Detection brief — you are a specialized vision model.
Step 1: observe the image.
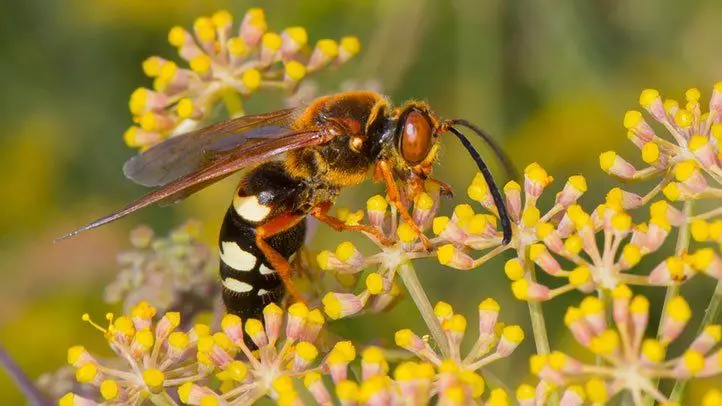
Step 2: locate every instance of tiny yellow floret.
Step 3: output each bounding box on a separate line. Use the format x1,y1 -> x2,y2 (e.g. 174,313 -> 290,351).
666,296 -> 691,322
367,195 -> 387,212
316,39 -> 339,57
75,363 -> 98,383
675,109 -> 694,128
511,279 -> 530,300
502,325 -> 524,343
397,223 -> 418,243
568,266 -> 591,287
142,368 -> 165,390
639,88 -> 660,108
599,151 -> 617,172
504,258 -> 524,281
691,219 -> 710,242
516,384 -> 535,400
443,314 -> 467,333
340,36 -> 361,55
437,244 -> 456,265
262,32 -> 282,50
241,68 -> 261,91
190,55 -> 212,74
528,243 -> 547,261
432,216 -> 450,235
642,142 -> 660,163
585,378 -> 608,403
316,250 -> 331,270
521,207 -> 540,227
176,98 -> 195,119
168,26 -> 187,47
335,241 -> 357,262
194,17 -> 216,42
630,295 -> 650,315
227,37 -> 247,56
479,298 -> 500,311
689,134 -> 708,152
488,388 -> 509,406
284,60 -> 306,81
662,182 -> 681,201
641,339 -> 666,363
434,301 -> 453,318
564,235 -> 583,254
365,273 -> 384,295
674,161 -> 698,182
394,329 -> 415,347
612,284 -> 632,299
622,244 -> 642,266
683,350 -> 705,375
623,110 -> 643,129
100,379 -> 119,400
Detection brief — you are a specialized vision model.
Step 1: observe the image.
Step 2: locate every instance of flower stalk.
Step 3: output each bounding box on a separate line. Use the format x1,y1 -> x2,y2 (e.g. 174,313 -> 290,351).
524,257 -> 551,357
397,261 -> 450,357
669,277 -> 722,402
655,200 -> 693,343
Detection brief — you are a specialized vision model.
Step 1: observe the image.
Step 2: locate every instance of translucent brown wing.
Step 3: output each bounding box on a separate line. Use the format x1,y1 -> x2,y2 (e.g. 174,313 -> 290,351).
124,108 -> 299,187
57,126 -> 334,241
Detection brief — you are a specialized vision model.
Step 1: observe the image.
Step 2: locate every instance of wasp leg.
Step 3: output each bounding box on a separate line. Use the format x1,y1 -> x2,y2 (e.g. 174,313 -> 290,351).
310,201 -> 395,246
376,160 -> 433,250
256,213 -> 307,304
426,177 -> 454,198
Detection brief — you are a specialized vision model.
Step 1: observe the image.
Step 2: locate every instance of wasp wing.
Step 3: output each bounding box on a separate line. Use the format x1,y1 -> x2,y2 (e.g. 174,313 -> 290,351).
124,108 -> 299,187
57,126 -> 332,241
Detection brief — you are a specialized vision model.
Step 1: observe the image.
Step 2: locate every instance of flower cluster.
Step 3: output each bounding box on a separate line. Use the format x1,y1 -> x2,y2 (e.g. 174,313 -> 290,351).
601,85 -> 722,210
60,301 -> 204,405
395,299 -> 524,404
531,289 -> 722,404
317,182 -> 444,319
59,298 -> 533,405
59,301 -> 345,405
433,164 -> 592,300
177,302 -> 331,405
316,162 -> 591,316
105,220 -> 217,315
509,194 -> 722,301
124,8 -> 360,149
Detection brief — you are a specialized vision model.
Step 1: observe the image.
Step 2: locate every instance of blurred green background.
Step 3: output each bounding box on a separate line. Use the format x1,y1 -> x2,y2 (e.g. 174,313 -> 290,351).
2,0 -> 722,403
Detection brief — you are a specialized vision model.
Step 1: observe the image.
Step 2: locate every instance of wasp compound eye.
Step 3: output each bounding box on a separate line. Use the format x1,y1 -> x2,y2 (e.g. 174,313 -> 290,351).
400,110 -> 433,165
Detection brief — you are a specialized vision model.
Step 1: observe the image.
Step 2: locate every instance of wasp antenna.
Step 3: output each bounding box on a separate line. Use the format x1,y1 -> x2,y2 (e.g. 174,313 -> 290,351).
446,119 -> 518,181
54,207 -> 135,243
446,125 -> 513,245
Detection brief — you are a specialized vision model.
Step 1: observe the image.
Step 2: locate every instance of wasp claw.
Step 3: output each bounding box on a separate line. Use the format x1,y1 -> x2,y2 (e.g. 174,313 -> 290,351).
419,234 -> 434,252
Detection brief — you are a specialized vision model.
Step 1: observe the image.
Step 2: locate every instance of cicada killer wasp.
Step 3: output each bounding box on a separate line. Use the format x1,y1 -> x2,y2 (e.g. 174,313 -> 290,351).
59,91 -> 515,322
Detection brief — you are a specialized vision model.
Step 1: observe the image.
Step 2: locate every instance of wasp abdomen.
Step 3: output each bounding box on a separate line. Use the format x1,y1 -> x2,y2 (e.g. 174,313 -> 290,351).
219,162 -> 307,320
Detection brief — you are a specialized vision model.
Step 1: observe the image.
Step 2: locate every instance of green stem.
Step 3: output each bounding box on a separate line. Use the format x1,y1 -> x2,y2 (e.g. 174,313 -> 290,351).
656,200 -> 693,340
646,200 -> 693,405
524,258 -> 558,405
149,391 -> 178,406
596,288 -> 612,366
397,261 -> 450,357
525,260 -> 551,355
221,88 -> 245,118
668,279 -> 722,402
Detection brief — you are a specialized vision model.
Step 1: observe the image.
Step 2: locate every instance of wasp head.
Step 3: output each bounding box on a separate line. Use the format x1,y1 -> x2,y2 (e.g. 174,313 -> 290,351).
390,103 -> 443,199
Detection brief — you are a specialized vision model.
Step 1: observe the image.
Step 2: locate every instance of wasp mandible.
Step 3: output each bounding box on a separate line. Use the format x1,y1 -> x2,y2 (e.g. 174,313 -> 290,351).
59,91 -> 514,321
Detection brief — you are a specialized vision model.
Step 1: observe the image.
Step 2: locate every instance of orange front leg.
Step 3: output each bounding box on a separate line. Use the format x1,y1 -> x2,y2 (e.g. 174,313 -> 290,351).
311,202 -> 395,246
256,213 -> 307,304
376,160 -> 432,250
